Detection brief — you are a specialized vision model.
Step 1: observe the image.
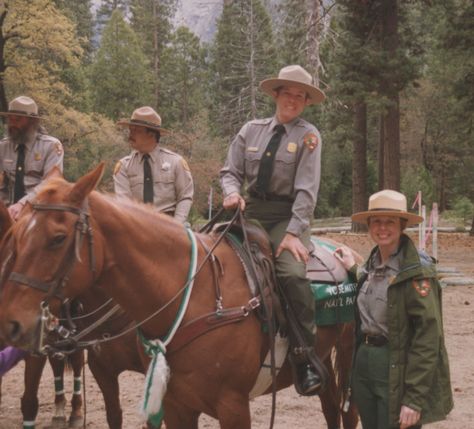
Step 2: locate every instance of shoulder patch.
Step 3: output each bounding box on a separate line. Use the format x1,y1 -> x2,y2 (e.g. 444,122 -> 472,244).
181,158 -> 190,171
113,161 -> 122,176
303,132 -> 319,151
412,279 -> 431,297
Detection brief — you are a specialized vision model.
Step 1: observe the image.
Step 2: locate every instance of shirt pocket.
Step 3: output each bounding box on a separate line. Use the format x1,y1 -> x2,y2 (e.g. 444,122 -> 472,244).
244,150 -> 262,179
272,149 -> 297,190
154,170 -> 176,200
128,174 -> 144,199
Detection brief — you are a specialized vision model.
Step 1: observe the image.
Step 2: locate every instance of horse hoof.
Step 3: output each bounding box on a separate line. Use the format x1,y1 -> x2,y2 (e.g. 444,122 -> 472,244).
68,415 -> 84,428
44,416 -> 67,429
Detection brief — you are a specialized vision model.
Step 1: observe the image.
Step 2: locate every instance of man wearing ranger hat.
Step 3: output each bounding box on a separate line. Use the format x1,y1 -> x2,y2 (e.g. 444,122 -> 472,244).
220,65 -> 326,395
0,96 -> 64,220
114,106 -> 193,223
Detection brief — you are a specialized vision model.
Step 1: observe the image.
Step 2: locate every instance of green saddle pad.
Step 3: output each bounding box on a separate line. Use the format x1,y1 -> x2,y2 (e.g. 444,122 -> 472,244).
310,237 -> 356,326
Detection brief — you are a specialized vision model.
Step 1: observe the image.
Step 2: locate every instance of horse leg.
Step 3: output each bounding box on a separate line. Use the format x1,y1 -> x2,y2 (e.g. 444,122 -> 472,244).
88,351 -> 123,429
49,356 -> 68,429
67,350 -> 84,428
215,391 -> 251,429
338,325 -> 358,429
318,356 -> 341,429
162,396 -> 200,429
21,354 -> 47,429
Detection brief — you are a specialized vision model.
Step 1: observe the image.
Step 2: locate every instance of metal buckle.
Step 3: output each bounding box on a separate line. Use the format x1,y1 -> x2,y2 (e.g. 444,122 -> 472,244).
248,297 -> 260,310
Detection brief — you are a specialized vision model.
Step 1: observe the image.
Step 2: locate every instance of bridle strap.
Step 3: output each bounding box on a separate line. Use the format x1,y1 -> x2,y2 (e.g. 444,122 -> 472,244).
9,272 -> 62,298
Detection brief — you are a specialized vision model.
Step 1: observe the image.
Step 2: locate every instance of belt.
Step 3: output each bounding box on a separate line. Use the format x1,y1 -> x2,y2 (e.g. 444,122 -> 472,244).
363,334 -> 388,347
248,191 -> 294,203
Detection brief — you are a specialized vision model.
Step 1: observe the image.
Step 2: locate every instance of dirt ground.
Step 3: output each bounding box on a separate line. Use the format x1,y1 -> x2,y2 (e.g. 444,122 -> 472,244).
0,232 -> 472,428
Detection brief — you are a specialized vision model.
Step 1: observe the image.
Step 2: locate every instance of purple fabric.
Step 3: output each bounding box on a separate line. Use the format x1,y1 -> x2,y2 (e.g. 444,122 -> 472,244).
0,346 -> 27,376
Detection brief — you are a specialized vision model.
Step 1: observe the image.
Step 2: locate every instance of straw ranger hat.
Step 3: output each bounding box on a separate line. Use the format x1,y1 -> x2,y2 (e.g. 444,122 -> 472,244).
117,106 -> 169,135
351,190 -> 423,226
0,96 -> 41,118
259,65 -> 326,105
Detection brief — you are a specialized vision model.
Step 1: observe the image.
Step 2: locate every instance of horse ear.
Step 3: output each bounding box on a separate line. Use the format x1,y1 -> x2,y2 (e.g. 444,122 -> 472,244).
45,166 -> 63,180
67,162 -> 105,206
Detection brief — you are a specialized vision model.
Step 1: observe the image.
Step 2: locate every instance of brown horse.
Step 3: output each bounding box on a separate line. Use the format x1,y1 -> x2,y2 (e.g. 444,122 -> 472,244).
0,199 -> 146,429
0,164 -> 357,429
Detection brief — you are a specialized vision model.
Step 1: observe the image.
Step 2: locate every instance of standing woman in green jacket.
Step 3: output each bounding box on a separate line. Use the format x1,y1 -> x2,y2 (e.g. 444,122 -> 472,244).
335,190 -> 453,429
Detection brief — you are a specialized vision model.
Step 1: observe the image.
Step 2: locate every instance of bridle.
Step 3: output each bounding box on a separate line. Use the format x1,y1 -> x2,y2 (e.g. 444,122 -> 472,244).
8,201 -> 96,354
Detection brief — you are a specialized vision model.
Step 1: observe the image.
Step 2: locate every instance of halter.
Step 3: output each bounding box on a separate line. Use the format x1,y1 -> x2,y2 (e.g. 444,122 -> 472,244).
8,201 -> 96,354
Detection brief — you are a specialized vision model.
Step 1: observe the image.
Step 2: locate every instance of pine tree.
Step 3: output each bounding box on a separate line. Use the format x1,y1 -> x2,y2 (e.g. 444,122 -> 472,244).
130,0 -> 176,109
160,26 -> 208,129
89,9 -> 152,120
211,0 -> 277,137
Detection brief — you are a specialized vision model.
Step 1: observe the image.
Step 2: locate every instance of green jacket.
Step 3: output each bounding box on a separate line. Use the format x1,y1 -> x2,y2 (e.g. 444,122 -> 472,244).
354,234 -> 453,427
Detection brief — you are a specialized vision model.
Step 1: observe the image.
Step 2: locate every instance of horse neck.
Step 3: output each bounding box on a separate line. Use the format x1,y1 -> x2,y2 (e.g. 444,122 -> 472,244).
89,194 -> 193,337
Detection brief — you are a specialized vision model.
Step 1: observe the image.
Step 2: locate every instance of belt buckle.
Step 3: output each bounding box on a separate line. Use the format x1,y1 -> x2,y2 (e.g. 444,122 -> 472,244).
365,335 -> 369,345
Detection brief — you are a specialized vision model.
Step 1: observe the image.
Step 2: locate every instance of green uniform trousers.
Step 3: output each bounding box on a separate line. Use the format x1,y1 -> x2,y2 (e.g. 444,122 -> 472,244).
353,343 -> 422,429
245,198 -> 315,346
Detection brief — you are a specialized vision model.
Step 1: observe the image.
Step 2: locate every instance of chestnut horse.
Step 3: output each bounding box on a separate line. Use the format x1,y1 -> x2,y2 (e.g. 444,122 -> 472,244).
0,200 -> 146,429
0,164 -> 357,429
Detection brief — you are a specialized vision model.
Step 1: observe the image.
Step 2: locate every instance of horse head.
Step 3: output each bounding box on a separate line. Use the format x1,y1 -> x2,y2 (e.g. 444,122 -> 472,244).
0,163 -> 105,352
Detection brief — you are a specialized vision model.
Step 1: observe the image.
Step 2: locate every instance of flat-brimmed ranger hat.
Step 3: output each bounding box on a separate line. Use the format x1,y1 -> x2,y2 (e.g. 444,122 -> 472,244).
116,106 -> 169,135
351,190 -> 424,226
259,65 -> 326,105
0,96 -> 41,118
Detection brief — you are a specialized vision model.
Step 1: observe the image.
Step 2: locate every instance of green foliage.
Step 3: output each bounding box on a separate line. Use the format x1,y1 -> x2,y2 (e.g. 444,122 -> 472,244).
3,0 -> 83,108
451,197 -> 474,223
400,166 -> 435,209
160,27 -> 208,128
89,9 -> 153,120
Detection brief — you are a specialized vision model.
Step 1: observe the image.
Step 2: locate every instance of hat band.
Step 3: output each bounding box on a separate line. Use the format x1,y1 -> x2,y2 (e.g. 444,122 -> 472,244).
8,109 -> 39,117
130,119 -> 161,128
371,208 -> 404,212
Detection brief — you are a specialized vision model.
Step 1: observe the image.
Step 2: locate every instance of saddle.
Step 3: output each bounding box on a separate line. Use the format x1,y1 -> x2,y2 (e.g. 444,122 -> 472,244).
307,239 -> 348,284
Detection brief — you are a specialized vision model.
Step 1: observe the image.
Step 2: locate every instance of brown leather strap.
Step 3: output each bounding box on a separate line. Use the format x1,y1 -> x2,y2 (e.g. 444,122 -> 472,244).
167,297 -> 261,354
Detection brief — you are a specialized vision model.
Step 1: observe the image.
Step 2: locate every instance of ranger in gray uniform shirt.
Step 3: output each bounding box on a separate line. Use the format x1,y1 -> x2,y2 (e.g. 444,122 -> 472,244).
114,106 -> 193,223
220,65 -> 325,395
0,96 -> 64,220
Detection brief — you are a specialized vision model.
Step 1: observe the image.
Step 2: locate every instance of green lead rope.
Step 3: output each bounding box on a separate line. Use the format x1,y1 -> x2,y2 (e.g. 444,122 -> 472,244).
138,227 -> 198,428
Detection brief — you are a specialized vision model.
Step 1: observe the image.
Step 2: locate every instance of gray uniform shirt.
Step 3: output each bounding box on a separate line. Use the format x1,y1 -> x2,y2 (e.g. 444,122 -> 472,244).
0,132 -> 64,205
113,145 -> 193,223
220,116 -> 322,237
358,249 -> 402,337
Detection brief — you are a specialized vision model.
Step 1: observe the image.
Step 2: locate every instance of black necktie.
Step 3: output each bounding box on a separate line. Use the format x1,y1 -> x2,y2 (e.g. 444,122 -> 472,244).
13,144 -> 26,203
255,124 -> 286,194
143,154 -> 154,204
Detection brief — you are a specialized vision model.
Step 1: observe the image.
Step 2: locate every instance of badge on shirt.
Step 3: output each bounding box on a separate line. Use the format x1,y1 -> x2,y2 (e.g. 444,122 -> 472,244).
412,279 -> 431,297
54,142 -> 63,156
113,161 -> 122,176
162,161 -> 171,171
181,159 -> 191,171
287,142 -> 297,153
34,152 -> 42,161
303,132 -> 319,151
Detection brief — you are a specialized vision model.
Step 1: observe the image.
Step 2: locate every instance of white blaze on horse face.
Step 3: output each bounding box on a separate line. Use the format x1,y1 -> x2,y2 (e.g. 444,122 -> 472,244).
26,217 -> 37,234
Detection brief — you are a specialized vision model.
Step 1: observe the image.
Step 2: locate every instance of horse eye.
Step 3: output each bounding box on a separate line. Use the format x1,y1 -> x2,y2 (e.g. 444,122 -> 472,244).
49,234 -> 67,249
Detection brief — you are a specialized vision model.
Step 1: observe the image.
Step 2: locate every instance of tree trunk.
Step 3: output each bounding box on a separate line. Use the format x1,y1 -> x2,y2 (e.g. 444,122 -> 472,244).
0,8 -> 9,119
470,214 -> 474,236
378,0 -> 400,191
352,100 -> 368,233
152,0 -> 160,109
306,0 -> 321,86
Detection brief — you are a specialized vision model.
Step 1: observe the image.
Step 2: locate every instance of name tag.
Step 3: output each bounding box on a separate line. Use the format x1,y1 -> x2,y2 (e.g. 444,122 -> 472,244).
247,147 -> 258,152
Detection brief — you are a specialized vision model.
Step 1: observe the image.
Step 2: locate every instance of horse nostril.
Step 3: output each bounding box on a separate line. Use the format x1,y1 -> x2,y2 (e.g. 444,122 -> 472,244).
8,320 -> 22,342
